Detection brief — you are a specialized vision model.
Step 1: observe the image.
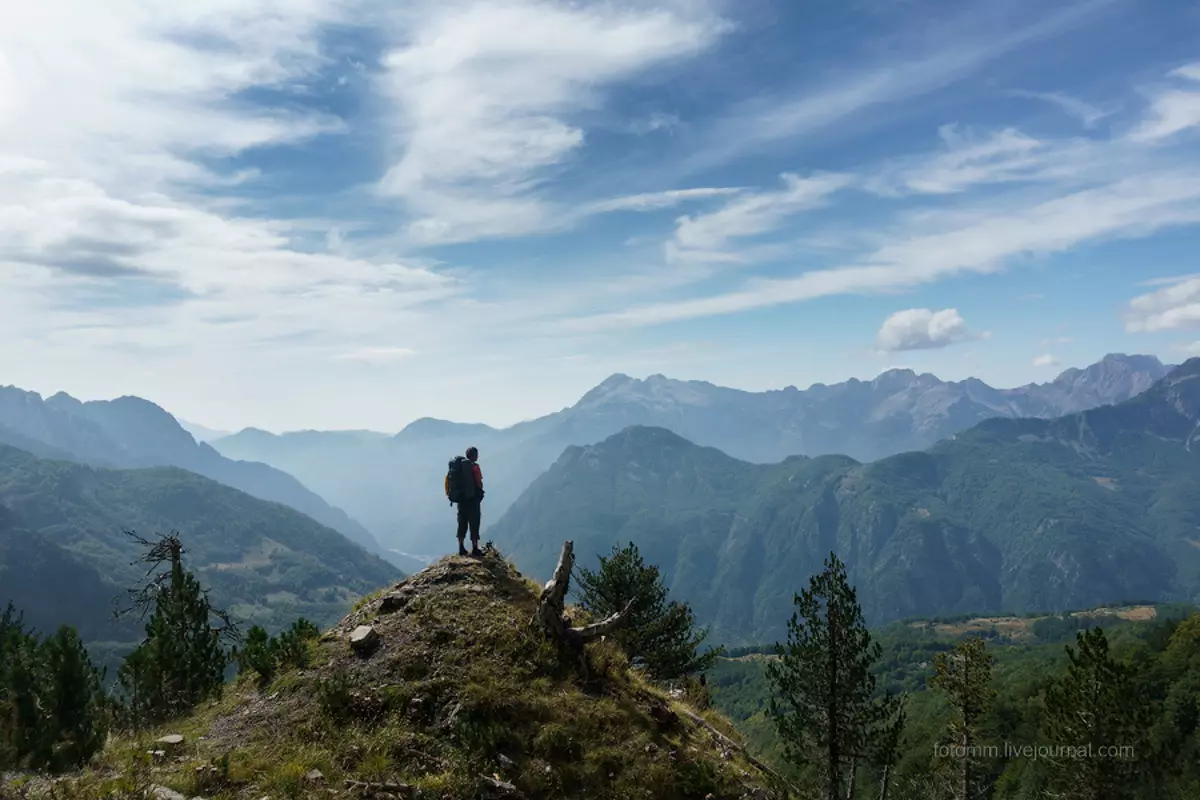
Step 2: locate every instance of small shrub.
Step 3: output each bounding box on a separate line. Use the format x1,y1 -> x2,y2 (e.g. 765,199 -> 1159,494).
317,669 -> 354,722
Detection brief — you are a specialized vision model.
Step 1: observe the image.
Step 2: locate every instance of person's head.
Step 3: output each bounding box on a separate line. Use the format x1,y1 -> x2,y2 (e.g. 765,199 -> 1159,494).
466,446 -> 479,462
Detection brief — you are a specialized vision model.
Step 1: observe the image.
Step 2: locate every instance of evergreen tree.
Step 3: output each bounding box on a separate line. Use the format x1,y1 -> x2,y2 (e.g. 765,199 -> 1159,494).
234,618 -> 320,684
38,625 -> 108,770
577,542 -> 722,681
1,607 -> 108,771
766,552 -> 900,800
1041,627 -> 1150,800
874,692 -> 908,800
932,636 -> 996,800
116,531 -> 235,725
0,603 -> 39,768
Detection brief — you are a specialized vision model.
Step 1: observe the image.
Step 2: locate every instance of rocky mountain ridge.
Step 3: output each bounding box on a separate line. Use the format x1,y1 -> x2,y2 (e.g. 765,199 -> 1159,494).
213,354 -> 1172,553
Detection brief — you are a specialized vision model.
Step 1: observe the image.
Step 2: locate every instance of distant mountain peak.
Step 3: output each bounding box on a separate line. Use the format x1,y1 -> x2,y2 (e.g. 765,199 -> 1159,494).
45,391 -> 82,409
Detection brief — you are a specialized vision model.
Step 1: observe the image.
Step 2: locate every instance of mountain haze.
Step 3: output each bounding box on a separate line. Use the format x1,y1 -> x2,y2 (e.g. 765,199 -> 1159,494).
492,359 -> 1200,645
213,354 -> 1171,553
0,443 -> 401,649
0,386 -> 386,558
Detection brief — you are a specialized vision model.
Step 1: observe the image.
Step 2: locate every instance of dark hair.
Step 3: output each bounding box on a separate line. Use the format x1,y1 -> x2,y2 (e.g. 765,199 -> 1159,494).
466,446 -> 479,460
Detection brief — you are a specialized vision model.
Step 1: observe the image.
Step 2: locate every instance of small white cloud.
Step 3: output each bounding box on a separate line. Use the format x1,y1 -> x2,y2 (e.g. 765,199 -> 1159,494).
1129,63 -> 1200,142
1038,336 -> 1073,347
1125,276 -> 1200,333
1174,341 -> 1200,357
335,346 -> 417,362
876,308 -> 977,352
623,112 -> 680,135
670,171 -> 852,261
1171,63 -> 1200,82
1005,89 -> 1111,128
1138,272 -> 1200,288
586,187 -> 740,215
1033,353 -> 1060,367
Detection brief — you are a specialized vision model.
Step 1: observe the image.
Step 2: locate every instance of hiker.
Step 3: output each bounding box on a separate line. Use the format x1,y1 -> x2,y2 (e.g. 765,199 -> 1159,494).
445,446 -> 484,557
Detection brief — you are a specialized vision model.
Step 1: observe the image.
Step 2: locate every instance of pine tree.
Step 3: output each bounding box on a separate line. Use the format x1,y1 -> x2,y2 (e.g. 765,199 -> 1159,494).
116,531 -> 235,725
874,693 -> 908,800
1,608 -> 107,771
577,542 -> 722,682
932,636 -> 996,800
0,603 -> 39,768
39,625 -> 108,770
766,552 -> 900,800
1041,627 -> 1150,800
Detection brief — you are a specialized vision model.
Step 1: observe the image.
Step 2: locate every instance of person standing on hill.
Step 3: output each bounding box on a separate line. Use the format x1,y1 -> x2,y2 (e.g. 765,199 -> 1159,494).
445,446 -> 484,557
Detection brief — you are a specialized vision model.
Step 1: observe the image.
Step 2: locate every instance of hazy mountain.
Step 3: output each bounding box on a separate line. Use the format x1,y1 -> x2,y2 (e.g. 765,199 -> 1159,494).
0,386 -> 386,558
0,444 -> 401,648
492,359 -> 1200,645
178,418 -> 233,443
212,354 -> 1172,554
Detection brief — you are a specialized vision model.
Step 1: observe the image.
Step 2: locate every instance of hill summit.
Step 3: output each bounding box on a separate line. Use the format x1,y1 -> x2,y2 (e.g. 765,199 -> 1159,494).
56,548 -> 780,800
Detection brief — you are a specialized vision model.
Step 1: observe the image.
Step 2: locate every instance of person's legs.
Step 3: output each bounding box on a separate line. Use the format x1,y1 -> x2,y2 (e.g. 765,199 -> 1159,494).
455,505 -> 469,556
468,503 -> 482,555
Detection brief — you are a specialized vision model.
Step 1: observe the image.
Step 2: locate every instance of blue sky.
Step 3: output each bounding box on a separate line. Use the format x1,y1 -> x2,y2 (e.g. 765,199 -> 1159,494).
3,0 -> 1200,432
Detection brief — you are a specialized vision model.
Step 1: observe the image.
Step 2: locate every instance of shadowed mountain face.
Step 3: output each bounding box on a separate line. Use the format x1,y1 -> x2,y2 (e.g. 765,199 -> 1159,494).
212,354 -> 1172,554
491,359 -> 1200,646
0,387 -> 383,557
0,444 -> 401,648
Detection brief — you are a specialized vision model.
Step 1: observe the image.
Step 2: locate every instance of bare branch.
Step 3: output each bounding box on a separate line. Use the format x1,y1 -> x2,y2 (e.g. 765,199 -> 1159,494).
569,601 -> 633,643
533,541 -> 632,646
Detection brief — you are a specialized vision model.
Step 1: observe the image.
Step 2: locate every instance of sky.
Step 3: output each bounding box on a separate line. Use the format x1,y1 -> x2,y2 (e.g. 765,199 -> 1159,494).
3,0 -> 1200,433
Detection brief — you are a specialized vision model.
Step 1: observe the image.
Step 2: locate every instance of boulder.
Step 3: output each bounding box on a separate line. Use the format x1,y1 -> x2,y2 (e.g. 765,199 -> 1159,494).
349,625 -> 380,655
156,733 -> 185,751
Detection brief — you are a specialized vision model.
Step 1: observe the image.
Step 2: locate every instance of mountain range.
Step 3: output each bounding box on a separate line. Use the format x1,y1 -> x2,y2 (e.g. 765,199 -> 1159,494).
491,358 -> 1200,646
0,386 -> 389,560
212,354 -> 1172,553
0,443 -> 400,654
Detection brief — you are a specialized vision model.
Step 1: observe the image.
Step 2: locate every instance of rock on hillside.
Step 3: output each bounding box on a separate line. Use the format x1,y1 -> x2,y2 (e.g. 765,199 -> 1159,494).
58,548 -> 782,800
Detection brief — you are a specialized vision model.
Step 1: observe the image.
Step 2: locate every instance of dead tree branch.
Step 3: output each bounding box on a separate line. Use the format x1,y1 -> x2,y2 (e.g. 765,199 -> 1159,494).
532,540 -> 631,647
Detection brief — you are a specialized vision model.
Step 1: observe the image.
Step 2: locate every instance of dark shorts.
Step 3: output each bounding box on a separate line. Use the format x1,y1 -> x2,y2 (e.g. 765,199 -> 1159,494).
456,501 -> 481,542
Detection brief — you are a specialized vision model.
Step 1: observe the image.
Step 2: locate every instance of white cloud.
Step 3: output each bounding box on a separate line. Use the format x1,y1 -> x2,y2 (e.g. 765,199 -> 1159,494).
1033,353 -> 1060,367
876,308 -> 977,352
334,346 -> 418,362
1129,62 -> 1200,142
1138,273 -> 1200,287
1174,341 -> 1200,357
566,168 -> 1200,332
623,112 -> 680,135
1039,336 -> 1073,346
376,0 -> 728,244
675,0 -> 1115,176
867,125 -> 1048,196
585,187 -> 741,215
1006,89 -> 1111,127
1125,276 -> 1200,333
668,172 -> 853,262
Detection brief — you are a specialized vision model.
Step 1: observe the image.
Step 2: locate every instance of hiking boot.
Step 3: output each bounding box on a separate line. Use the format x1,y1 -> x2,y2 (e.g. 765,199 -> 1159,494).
470,544 -> 483,558
457,543 -> 469,557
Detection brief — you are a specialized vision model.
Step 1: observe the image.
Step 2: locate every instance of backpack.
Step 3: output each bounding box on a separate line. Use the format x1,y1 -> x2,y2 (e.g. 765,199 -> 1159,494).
445,456 -> 477,504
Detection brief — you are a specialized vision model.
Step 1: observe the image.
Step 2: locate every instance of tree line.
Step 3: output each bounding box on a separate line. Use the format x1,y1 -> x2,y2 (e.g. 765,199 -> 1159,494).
0,530 -> 321,772
760,552 -> 1177,800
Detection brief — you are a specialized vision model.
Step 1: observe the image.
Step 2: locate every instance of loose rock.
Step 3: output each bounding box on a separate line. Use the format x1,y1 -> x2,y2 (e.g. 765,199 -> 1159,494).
350,625 -> 380,655
156,733 -> 185,750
